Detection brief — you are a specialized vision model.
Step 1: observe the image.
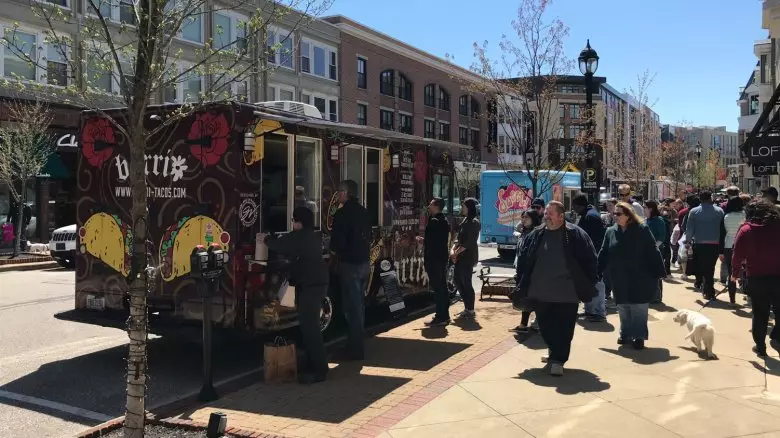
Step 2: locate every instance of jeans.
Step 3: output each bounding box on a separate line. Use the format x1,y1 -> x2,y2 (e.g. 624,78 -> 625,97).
535,302 -> 578,365
454,261 -> 475,311
426,261 -> 450,320
297,285 -> 329,378
617,303 -> 649,341
656,279 -> 663,303
722,248 -> 737,302
720,258 -> 729,283
747,275 -> 780,348
338,261 -> 370,357
661,243 -> 672,276
694,244 -> 720,298
584,281 -> 606,317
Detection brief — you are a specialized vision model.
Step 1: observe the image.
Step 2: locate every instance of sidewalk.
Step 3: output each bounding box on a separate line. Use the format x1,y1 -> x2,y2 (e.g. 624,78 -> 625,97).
164,268 -> 780,438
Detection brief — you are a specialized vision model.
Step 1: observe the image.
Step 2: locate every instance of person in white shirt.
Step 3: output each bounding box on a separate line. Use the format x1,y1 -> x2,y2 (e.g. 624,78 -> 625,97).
617,184 -> 645,218
720,196 -> 746,305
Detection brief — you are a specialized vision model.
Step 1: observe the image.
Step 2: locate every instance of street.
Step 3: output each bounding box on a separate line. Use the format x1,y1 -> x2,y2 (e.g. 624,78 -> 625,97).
0,248 -> 510,438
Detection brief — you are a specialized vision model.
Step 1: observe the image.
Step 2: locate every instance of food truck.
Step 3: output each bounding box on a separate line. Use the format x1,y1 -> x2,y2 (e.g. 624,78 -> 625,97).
480,170 -> 581,259
70,101 -> 462,334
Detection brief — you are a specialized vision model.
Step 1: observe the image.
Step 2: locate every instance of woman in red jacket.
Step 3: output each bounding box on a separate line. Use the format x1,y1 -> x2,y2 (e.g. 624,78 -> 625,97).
731,199 -> 780,357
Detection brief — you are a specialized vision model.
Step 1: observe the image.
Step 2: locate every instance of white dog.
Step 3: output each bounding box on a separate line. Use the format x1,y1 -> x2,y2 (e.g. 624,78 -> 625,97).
673,309 -> 716,359
28,243 -> 49,253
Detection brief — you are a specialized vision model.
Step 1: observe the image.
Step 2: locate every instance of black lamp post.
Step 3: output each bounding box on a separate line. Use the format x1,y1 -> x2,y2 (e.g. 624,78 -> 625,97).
579,40 -> 599,201
694,142 -> 702,192
731,171 -> 738,185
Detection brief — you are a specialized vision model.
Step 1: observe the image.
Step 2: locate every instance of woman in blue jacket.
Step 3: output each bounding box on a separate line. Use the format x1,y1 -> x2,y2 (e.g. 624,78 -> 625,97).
644,200 -> 667,303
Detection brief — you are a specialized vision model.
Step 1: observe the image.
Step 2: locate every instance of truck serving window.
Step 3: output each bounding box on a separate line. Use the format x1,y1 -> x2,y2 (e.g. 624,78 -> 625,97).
432,174 -> 451,214
294,138 -> 322,229
342,146 -> 383,227
261,133 -> 290,233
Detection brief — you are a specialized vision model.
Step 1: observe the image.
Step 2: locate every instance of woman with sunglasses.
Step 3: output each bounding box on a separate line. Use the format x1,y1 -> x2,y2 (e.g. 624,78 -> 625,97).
598,202 -> 666,349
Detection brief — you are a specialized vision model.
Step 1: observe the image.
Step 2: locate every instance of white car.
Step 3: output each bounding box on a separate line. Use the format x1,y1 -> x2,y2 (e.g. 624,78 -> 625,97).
50,224 -> 77,268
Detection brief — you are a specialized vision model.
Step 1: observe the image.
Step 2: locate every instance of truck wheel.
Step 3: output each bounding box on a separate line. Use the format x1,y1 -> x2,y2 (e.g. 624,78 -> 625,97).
446,262 -> 458,300
497,248 -> 516,260
319,295 -> 334,332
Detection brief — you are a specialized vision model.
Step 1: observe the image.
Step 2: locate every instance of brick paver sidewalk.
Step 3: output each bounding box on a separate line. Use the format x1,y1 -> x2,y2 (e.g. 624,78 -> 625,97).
165,263 -> 780,438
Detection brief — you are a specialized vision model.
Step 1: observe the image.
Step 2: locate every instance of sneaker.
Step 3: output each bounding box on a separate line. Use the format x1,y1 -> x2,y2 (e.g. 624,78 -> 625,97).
541,351 -> 550,363
549,363 -> 564,376
632,339 -> 645,350
617,338 -> 627,345
455,310 -> 476,320
754,345 -> 768,357
425,317 -> 450,327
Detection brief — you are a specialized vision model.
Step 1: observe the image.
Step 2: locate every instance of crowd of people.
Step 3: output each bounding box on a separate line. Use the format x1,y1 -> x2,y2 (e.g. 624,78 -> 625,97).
264,177 -> 780,383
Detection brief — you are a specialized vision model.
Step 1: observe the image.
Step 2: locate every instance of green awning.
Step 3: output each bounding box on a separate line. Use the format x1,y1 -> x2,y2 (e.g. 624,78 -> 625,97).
38,153 -> 70,179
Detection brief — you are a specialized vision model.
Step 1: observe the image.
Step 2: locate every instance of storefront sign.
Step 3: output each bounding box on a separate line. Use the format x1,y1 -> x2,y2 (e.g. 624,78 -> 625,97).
453,161 -> 487,181
56,134 -> 78,148
752,163 -> 778,177
239,193 -> 259,227
748,136 -> 780,163
494,183 -> 531,226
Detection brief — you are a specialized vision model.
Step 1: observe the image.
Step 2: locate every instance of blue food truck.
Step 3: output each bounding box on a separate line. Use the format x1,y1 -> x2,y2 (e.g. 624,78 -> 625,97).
480,170 -> 581,259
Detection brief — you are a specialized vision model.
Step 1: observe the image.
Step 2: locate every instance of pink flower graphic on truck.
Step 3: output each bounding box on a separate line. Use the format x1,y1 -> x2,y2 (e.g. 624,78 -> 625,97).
494,183 -> 531,226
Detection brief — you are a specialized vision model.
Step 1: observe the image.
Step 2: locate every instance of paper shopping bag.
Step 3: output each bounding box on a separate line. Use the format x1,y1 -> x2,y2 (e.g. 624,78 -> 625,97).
278,280 -> 296,308
264,337 -> 297,383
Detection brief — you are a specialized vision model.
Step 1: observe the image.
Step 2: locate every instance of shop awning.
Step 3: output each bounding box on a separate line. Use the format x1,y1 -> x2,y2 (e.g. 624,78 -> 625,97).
742,78 -> 780,164
38,152 -> 69,179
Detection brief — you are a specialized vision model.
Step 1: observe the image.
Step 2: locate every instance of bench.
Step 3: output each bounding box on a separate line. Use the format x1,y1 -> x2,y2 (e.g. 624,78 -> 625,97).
477,266 -> 515,301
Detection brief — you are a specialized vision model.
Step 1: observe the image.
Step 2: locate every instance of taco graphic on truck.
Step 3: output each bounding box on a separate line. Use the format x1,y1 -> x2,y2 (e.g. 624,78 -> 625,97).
159,215 -> 231,282
79,212 -> 133,276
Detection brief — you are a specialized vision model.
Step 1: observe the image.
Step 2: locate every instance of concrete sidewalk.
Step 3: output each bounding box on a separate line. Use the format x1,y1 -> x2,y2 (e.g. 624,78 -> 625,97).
165,268 -> 780,438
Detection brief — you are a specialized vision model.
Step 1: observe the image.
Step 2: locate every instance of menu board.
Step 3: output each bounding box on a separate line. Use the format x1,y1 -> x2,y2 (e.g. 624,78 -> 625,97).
376,258 -> 406,315
392,149 -> 419,230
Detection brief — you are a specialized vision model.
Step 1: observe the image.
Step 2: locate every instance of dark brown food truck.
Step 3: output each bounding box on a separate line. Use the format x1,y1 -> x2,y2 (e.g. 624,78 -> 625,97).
70,101 -> 463,334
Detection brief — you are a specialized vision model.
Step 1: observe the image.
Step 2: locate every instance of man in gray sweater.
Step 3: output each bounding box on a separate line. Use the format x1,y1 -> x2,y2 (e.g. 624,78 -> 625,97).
684,191 -> 724,300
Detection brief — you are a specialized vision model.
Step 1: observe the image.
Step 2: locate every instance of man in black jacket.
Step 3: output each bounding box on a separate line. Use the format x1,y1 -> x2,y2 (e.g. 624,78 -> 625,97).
417,197 -> 451,326
330,180 -> 371,360
572,194 -> 607,322
515,201 -> 598,376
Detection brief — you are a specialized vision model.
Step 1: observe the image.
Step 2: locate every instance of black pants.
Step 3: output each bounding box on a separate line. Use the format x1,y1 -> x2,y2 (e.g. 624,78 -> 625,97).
671,245 -> 679,265
298,285 -> 329,378
426,261 -> 450,320
454,260 -> 475,311
661,243 -> 672,276
535,302 -> 579,365
521,311 -> 531,326
747,275 -> 780,348
722,248 -> 737,303
694,244 -> 720,298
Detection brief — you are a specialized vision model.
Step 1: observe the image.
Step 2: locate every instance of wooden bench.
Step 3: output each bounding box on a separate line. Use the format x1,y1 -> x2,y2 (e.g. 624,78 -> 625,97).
477,266 -> 515,301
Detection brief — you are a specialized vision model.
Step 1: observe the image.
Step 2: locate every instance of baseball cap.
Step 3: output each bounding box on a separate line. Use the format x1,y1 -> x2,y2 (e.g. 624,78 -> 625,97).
530,198 -> 545,208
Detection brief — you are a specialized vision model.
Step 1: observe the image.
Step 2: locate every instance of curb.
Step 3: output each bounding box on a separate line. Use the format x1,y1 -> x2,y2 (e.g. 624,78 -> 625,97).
0,260 -> 59,272
75,415 -> 289,438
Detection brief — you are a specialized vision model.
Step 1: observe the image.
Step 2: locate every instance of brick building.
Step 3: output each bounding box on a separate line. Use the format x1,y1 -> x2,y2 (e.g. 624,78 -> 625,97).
323,15 -> 492,175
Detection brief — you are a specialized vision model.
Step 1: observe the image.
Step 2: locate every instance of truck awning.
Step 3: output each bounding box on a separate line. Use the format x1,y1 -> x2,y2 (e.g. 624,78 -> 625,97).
254,109 -> 473,151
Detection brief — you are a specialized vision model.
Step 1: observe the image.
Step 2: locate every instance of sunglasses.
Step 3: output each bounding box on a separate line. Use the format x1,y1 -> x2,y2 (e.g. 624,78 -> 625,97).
613,212 -> 624,217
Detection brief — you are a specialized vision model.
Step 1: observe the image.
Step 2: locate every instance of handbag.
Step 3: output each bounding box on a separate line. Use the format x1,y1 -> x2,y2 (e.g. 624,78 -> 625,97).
278,279 -> 296,308
509,286 -> 536,312
263,336 -> 297,383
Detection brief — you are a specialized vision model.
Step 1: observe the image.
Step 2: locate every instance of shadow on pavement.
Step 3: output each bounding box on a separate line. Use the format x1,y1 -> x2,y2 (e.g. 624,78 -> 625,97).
678,346 -> 718,361
599,347 -> 679,365
577,319 -> 615,333
733,307 -> 753,319
514,367 -> 610,395
650,302 -> 678,312
452,319 -> 482,332
751,356 -> 780,376
513,332 -> 547,350
360,336 -> 470,371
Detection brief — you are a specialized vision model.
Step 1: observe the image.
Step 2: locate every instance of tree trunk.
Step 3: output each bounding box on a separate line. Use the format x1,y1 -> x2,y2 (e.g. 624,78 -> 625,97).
12,181 -> 27,257
124,131 -> 150,438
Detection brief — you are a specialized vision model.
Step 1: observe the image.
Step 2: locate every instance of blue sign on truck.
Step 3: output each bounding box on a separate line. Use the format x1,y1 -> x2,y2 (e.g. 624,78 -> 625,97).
480,170 -> 581,259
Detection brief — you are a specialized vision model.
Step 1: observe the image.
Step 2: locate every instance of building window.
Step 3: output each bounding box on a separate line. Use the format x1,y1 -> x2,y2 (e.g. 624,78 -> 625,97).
213,13 -> 247,53
569,124 -> 585,139
558,84 -> 586,94
46,43 -> 68,86
424,119 -> 435,138
299,92 -> 310,104
439,122 -> 450,141
314,96 -> 326,114
570,104 -> 580,119
180,8 -> 203,43
398,74 -> 412,101
380,109 -> 394,130
459,127 -> 469,145
471,100 -> 480,118
459,95 -> 469,116
470,129 -> 480,148
761,54 -> 768,84
86,54 -> 112,92
559,103 -> 565,118
558,126 -> 564,138
300,39 -> 337,79
3,29 -> 37,81
424,84 -> 436,107
328,99 -> 338,121
399,113 -> 413,134
380,70 -> 394,96
750,95 -> 759,115
357,104 -> 367,125
89,0 -> 136,24
498,135 -> 507,154
357,57 -> 366,89
439,88 -> 450,111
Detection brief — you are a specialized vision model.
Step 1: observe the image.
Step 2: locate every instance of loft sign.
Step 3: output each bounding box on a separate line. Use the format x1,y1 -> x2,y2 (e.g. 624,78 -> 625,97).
748,136 -> 780,163
752,163 -> 779,177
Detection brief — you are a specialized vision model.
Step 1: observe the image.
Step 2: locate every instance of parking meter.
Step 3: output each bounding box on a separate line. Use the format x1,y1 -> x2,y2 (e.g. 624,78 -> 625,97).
190,245 -> 209,278
207,243 -> 227,274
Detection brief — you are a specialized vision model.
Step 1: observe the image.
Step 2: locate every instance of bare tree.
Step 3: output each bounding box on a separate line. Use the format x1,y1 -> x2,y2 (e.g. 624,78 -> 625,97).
2,0 -> 331,435
694,148 -> 720,190
468,0 -> 573,198
0,99 -> 55,257
624,71 -> 661,189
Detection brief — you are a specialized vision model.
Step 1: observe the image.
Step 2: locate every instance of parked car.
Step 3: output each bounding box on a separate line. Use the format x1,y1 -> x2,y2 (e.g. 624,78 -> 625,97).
50,224 -> 77,268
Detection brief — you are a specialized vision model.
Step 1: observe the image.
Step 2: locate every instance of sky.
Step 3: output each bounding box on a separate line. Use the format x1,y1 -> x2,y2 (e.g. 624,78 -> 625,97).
324,0 -> 767,132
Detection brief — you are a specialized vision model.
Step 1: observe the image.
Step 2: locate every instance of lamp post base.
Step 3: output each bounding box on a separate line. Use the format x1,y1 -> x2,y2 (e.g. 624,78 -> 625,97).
198,384 -> 219,402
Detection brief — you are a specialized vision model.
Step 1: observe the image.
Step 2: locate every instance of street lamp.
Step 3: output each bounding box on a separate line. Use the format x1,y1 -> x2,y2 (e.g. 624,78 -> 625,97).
694,142 -> 702,192
731,171 -> 738,185
578,39 -> 599,201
